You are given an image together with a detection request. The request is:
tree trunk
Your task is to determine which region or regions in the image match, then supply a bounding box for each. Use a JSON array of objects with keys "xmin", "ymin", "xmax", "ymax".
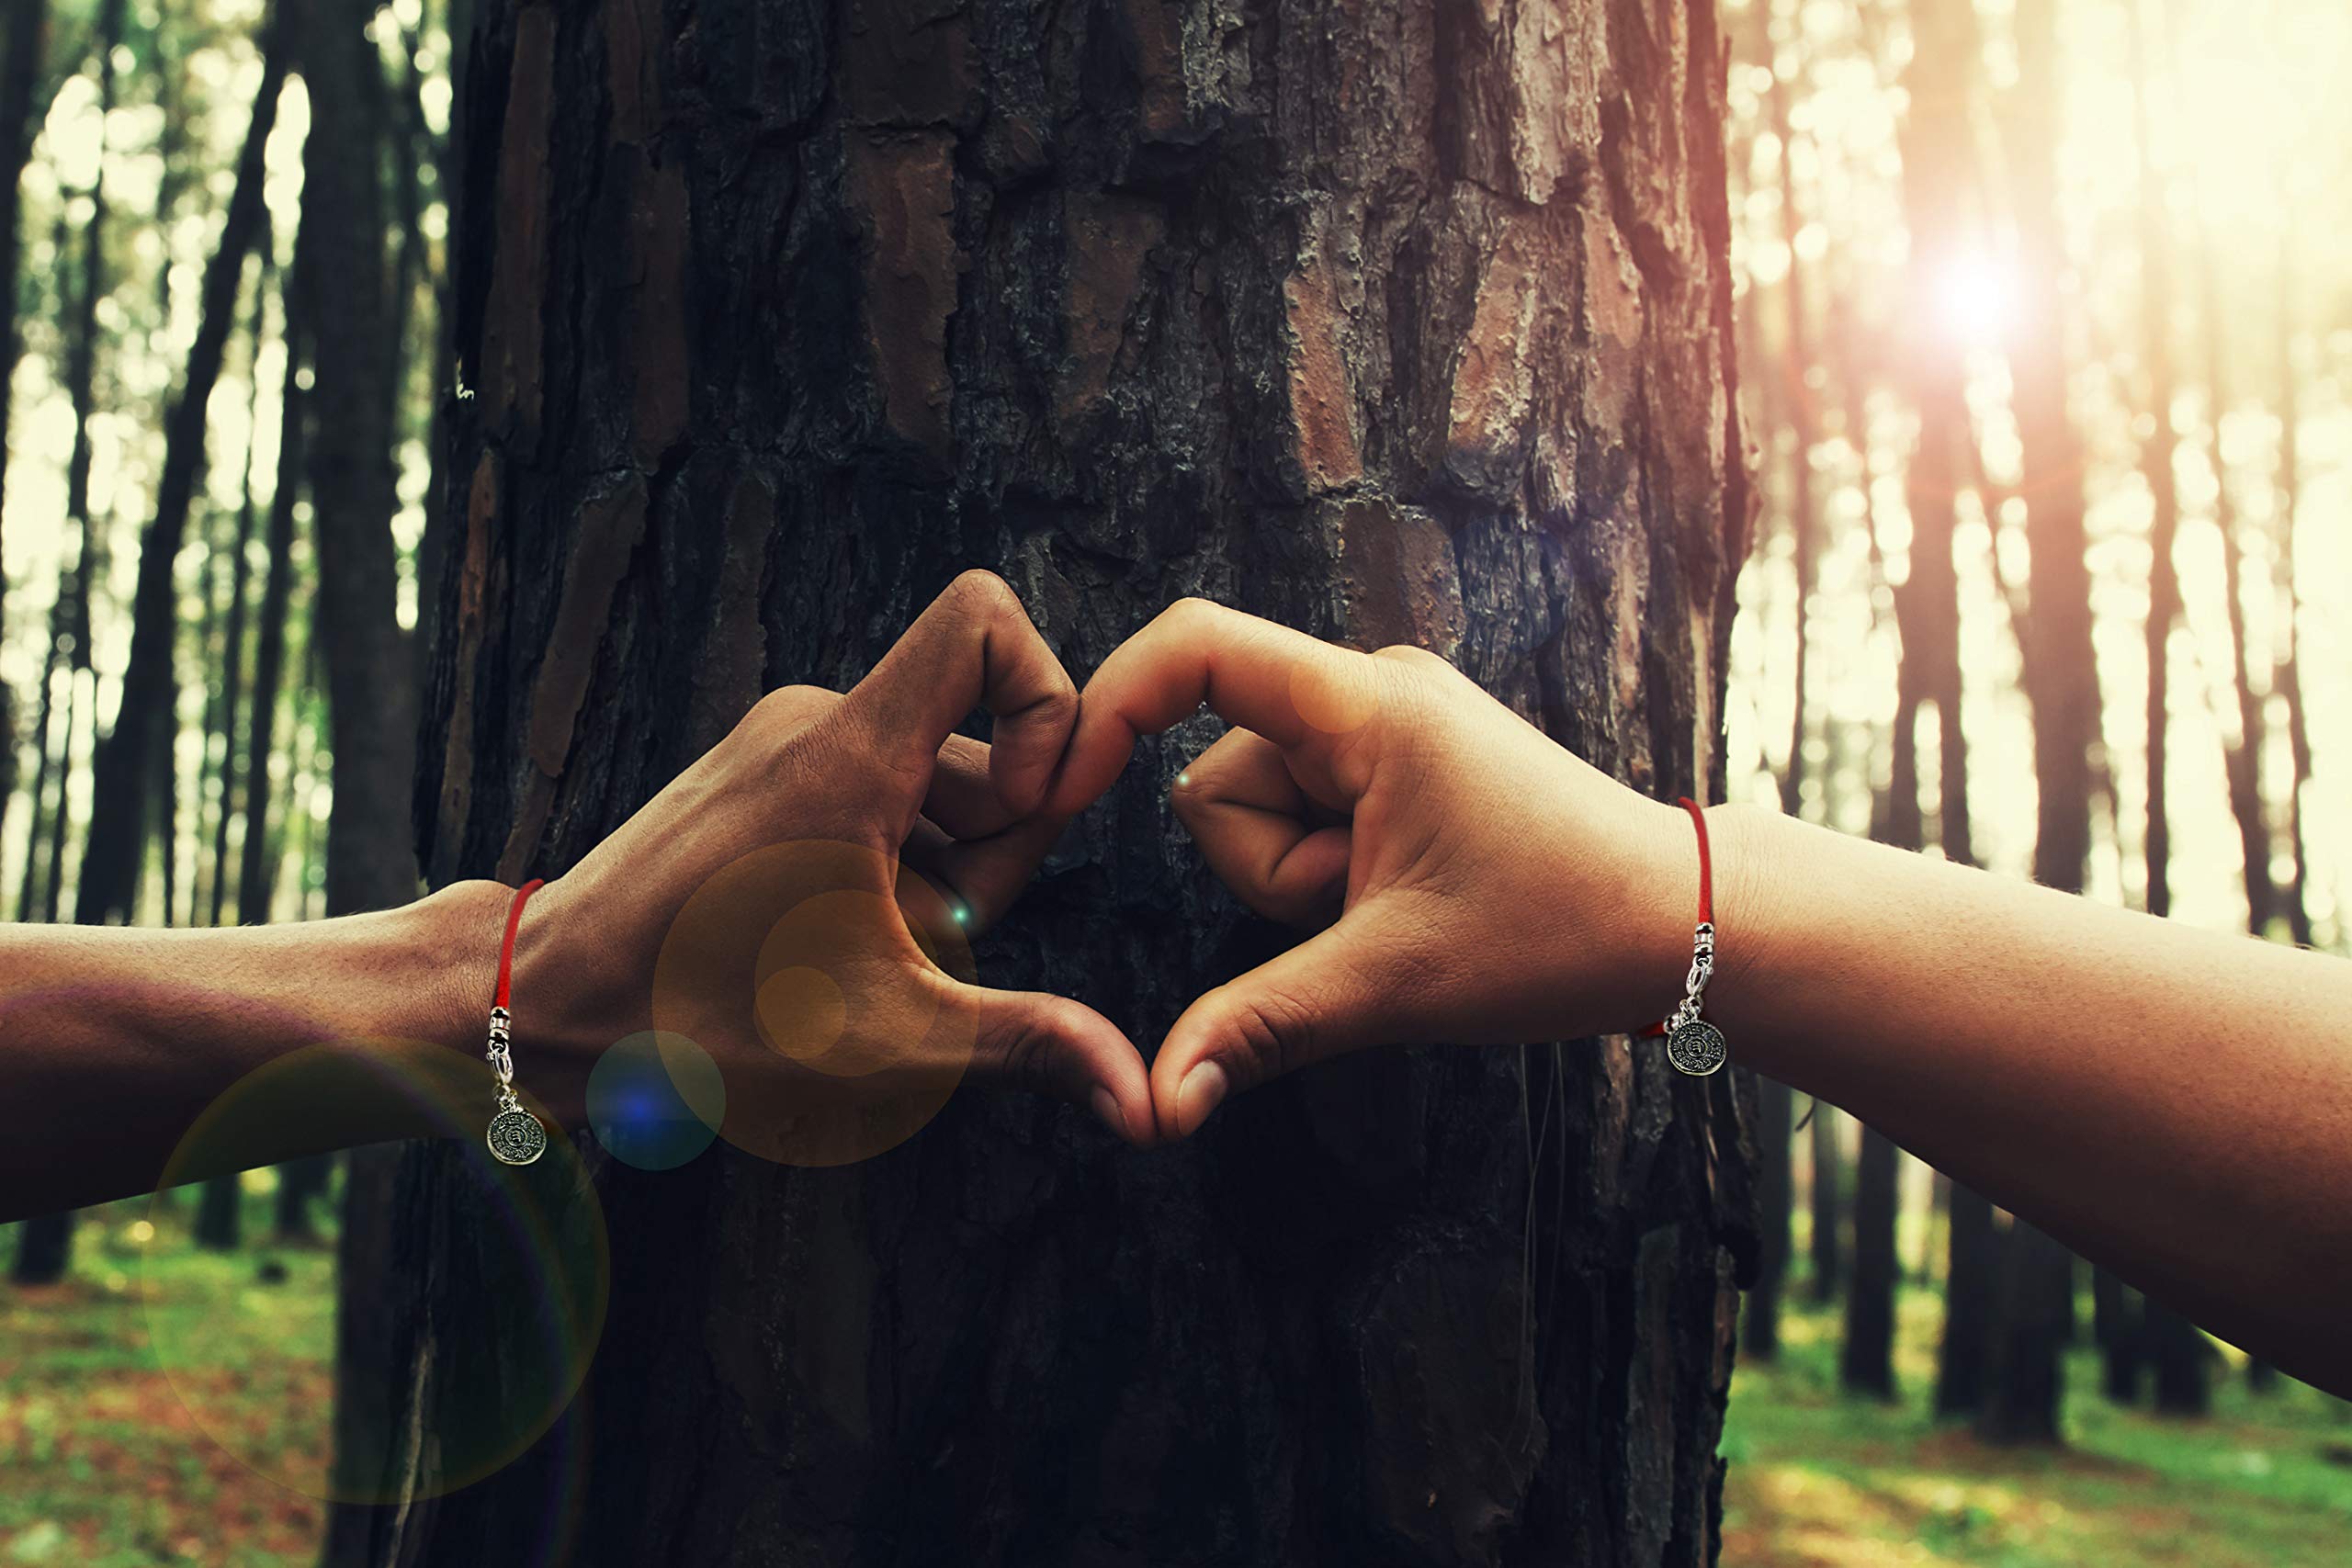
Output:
[
  {"xmin": 1747, "ymin": 1075, "xmax": 1793, "ymax": 1361},
  {"xmin": 7, "ymin": 0, "xmax": 125, "ymax": 1291},
  {"xmin": 2272, "ymin": 214, "xmax": 2314, "ymax": 951},
  {"xmin": 2126, "ymin": 0, "xmax": 2208, "ymax": 1422},
  {"xmin": 1840, "ymin": 1125, "xmax": 1899, "ymax": 1400},
  {"xmin": 194, "ymin": 1175, "xmax": 243, "ymax": 1250},
  {"xmin": 70, "ymin": 5, "xmax": 286, "ymax": 929},
  {"xmin": 207, "ymin": 272, "xmax": 273, "ymax": 925},
  {"xmin": 0, "ymin": 0, "xmax": 47, "ymax": 811},
  {"xmin": 1990, "ymin": 0, "xmax": 2105, "ymax": 1423},
  {"xmin": 239, "ymin": 235, "xmax": 312, "ymax": 927},
  {"xmin": 2092, "ymin": 1269, "xmax": 2143, "ymax": 1403},
  {"xmin": 334, "ymin": 1, "xmax": 1755, "ymax": 1562},
  {"xmin": 1809, "ymin": 1103, "xmax": 1842, "ymax": 1302},
  {"xmin": 1935, "ymin": 1184, "xmax": 1996, "ymax": 1416}
]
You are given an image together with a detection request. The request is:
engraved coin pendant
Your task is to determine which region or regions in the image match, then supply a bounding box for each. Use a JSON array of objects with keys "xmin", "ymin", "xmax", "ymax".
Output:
[
  {"xmin": 1666, "ymin": 1019, "xmax": 1728, "ymax": 1077},
  {"xmin": 487, "ymin": 1107, "xmax": 548, "ymax": 1166}
]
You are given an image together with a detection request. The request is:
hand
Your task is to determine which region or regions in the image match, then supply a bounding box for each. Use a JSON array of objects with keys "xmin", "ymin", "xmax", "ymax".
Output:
[
  {"xmin": 512, "ymin": 571, "xmax": 1154, "ymax": 1160},
  {"xmin": 1047, "ymin": 600, "xmax": 1716, "ymax": 1139}
]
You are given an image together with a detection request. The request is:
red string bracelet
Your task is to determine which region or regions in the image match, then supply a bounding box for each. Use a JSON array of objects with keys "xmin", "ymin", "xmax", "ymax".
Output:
[
  {"xmin": 483, "ymin": 878, "xmax": 549, "ymax": 1166},
  {"xmin": 1642, "ymin": 798, "xmax": 1729, "ymax": 1076}
]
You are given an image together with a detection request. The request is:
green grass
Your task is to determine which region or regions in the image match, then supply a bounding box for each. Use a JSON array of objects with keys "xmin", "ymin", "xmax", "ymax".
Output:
[
  {"xmin": 0, "ymin": 1183, "xmax": 333, "ymax": 1568},
  {"xmin": 1724, "ymin": 1276, "xmax": 2352, "ymax": 1567},
  {"xmin": 9, "ymin": 1190, "xmax": 2350, "ymax": 1565}
]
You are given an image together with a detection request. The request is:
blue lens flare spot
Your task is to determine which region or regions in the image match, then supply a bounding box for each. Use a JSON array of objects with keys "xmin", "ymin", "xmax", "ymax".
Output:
[{"xmin": 586, "ymin": 1032, "xmax": 724, "ymax": 1171}]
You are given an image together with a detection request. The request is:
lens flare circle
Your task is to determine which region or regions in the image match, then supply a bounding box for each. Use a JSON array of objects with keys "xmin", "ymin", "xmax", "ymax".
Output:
[
  {"xmin": 586, "ymin": 1031, "xmax": 724, "ymax": 1170},
  {"xmin": 140, "ymin": 1039, "xmax": 609, "ymax": 1506},
  {"xmin": 650, "ymin": 840, "xmax": 979, "ymax": 1168}
]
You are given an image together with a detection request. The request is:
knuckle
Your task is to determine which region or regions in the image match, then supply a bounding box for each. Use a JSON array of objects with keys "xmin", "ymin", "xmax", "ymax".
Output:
[
  {"xmin": 1220, "ymin": 986, "xmax": 1308, "ymax": 1088},
  {"xmin": 946, "ymin": 568, "xmax": 1022, "ymax": 621}
]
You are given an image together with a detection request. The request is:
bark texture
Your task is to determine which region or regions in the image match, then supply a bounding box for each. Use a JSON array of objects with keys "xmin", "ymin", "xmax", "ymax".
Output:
[{"xmin": 345, "ymin": 2, "xmax": 1753, "ymax": 1562}]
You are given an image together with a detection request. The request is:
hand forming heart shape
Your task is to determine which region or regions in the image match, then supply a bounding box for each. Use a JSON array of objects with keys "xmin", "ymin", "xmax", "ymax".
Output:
[{"xmin": 507, "ymin": 572, "xmax": 1713, "ymax": 1163}]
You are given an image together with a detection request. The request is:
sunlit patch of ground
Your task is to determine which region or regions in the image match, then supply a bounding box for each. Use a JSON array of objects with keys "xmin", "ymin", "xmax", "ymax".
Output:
[
  {"xmin": 0, "ymin": 1194, "xmax": 332, "ymax": 1568},
  {"xmin": 1724, "ymin": 1273, "xmax": 2352, "ymax": 1567}
]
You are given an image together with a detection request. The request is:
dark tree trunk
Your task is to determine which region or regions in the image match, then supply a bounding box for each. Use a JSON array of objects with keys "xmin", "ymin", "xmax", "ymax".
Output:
[
  {"xmin": 334, "ymin": 0, "xmax": 1756, "ymax": 1562},
  {"xmin": 7, "ymin": 0, "xmax": 125, "ymax": 1291},
  {"xmin": 2272, "ymin": 216, "xmax": 2313, "ymax": 950},
  {"xmin": 71, "ymin": 5, "xmax": 286, "ymax": 929},
  {"xmin": 1839, "ymin": 1125, "xmax": 1899, "ymax": 1400},
  {"xmin": 195, "ymin": 1175, "xmax": 243, "ymax": 1250},
  {"xmin": 207, "ymin": 273, "xmax": 272, "ymax": 925},
  {"xmin": 2125, "ymin": 0, "xmax": 2208, "ymax": 1423},
  {"xmin": 1935, "ymin": 1184, "xmax": 1996, "ymax": 1416},
  {"xmin": 2146, "ymin": 1303, "xmax": 2211, "ymax": 1416},
  {"xmin": 2092, "ymin": 1269, "xmax": 2143, "ymax": 1404},
  {"xmin": 8, "ymin": 1208, "xmax": 68, "ymax": 1282},
  {"xmin": 1746, "ymin": 1075, "xmax": 1793, "ymax": 1360},
  {"xmin": 0, "ymin": 0, "xmax": 46, "ymax": 807},
  {"xmin": 238, "ymin": 237, "xmax": 311, "ymax": 927},
  {"xmin": 1808, "ymin": 1103, "xmax": 1842, "ymax": 1302},
  {"xmin": 1985, "ymin": 0, "xmax": 2103, "ymax": 1425},
  {"xmin": 275, "ymin": 1155, "xmax": 334, "ymax": 1242}
]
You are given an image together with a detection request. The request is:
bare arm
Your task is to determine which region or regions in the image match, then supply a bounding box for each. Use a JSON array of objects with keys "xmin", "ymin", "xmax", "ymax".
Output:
[
  {"xmin": 1055, "ymin": 599, "xmax": 2352, "ymax": 1395},
  {"xmin": 1712, "ymin": 806, "xmax": 2351, "ymax": 1395},
  {"xmin": 0, "ymin": 573, "xmax": 1156, "ymax": 1223}
]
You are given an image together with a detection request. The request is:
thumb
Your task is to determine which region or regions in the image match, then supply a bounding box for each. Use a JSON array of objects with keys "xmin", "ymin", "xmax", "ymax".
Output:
[
  {"xmin": 968, "ymin": 984, "xmax": 1157, "ymax": 1145},
  {"xmin": 1149, "ymin": 914, "xmax": 1407, "ymax": 1140}
]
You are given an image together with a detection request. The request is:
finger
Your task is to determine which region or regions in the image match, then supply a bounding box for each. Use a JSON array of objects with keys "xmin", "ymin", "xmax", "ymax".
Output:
[
  {"xmin": 1172, "ymin": 729, "xmax": 1351, "ymax": 925},
  {"xmin": 922, "ymin": 733, "xmax": 1010, "ymax": 840},
  {"xmin": 1148, "ymin": 910, "xmax": 1420, "ymax": 1140},
  {"xmin": 968, "ymin": 984, "xmax": 1157, "ymax": 1145},
  {"xmin": 842, "ymin": 570, "xmax": 1079, "ymax": 817},
  {"xmin": 925, "ymin": 811, "xmax": 1069, "ymax": 931},
  {"xmin": 1046, "ymin": 599, "xmax": 1390, "ymax": 819}
]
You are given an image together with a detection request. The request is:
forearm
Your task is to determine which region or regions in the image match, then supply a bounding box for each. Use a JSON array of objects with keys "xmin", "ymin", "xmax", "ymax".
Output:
[
  {"xmin": 1702, "ymin": 804, "xmax": 2352, "ymax": 1393},
  {"xmin": 0, "ymin": 881, "xmax": 530, "ymax": 1220}
]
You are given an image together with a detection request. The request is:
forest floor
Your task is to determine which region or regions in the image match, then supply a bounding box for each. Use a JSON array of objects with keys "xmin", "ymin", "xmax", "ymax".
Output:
[
  {"xmin": 0, "ymin": 1189, "xmax": 331, "ymax": 1568},
  {"xmin": 1723, "ymin": 1278, "xmax": 2352, "ymax": 1567},
  {"xmin": 6, "ymin": 1193, "xmax": 2352, "ymax": 1566}
]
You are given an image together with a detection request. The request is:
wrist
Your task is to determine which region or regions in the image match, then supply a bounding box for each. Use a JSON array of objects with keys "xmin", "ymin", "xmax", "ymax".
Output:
[{"xmin": 1698, "ymin": 802, "xmax": 1786, "ymax": 1042}]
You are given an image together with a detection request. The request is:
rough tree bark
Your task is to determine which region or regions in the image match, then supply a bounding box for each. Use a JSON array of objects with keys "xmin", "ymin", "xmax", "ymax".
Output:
[{"xmin": 334, "ymin": 1, "xmax": 1758, "ymax": 1563}]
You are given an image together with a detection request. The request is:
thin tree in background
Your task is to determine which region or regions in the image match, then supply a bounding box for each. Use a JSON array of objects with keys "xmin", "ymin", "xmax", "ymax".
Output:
[
  {"xmin": 1810, "ymin": 1106, "xmax": 1843, "ymax": 1303},
  {"xmin": 69, "ymin": 2, "xmax": 286, "ymax": 931},
  {"xmin": 0, "ymin": 0, "xmax": 49, "ymax": 814},
  {"xmin": 1850, "ymin": 0, "xmax": 1987, "ymax": 1408},
  {"xmin": 2127, "ymin": 0, "xmax": 2210, "ymax": 1418},
  {"xmin": 2272, "ymin": 207, "xmax": 2314, "ymax": 953},
  {"xmin": 202, "ymin": 264, "xmax": 272, "ymax": 926},
  {"xmin": 11, "ymin": 0, "xmax": 128, "ymax": 1289},
  {"xmin": 1982, "ymin": 0, "xmax": 2107, "ymax": 1421}
]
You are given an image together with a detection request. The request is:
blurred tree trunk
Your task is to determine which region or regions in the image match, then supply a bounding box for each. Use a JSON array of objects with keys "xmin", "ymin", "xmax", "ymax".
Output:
[
  {"xmin": 9, "ymin": 0, "xmax": 127, "ymax": 1291},
  {"xmin": 333, "ymin": 1, "xmax": 1758, "ymax": 1562},
  {"xmin": 1982, "ymin": 0, "xmax": 2102, "ymax": 1425},
  {"xmin": 1866, "ymin": 0, "xmax": 1989, "ymax": 1416},
  {"xmin": 2272, "ymin": 214, "xmax": 2313, "ymax": 951},
  {"xmin": 294, "ymin": 5, "xmax": 428, "ymax": 1555},
  {"xmin": 1741, "ymin": 10, "xmax": 1801, "ymax": 1366},
  {"xmin": 1809, "ymin": 1103, "xmax": 1842, "ymax": 1302},
  {"xmin": 239, "ymin": 241, "xmax": 311, "ymax": 928},
  {"xmin": 194, "ymin": 1175, "xmax": 243, "ymax": 1250},
  {"xmin": 206, "ymin": 271, "xmax": 272, "ymax": 925},
  {"xmin": 73, "ymin": 6, "xmax": 287, "ymax": 929},
  {"xmin": 0, "ymin": 0, "xmax": 47, "ymax": 807},
  {"xmin": 2125, "ymin": 0, "xmax": 2208, "ymax": 1421}
]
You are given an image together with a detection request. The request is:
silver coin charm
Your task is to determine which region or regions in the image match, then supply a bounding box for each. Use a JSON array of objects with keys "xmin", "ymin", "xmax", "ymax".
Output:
[
  {"xmin": 487, "ymin": 1106, "xmax": 548, "ymax": 1166},
  {"xmin": 1666, "ymin": 1019, "xmax": 1728, "ymax": 1077}
]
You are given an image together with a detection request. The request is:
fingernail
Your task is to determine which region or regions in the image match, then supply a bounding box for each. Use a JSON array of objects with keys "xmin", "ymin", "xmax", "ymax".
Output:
[
  {"xmin": 1090, "ymin": 1087, "xmax": 1127, "ymax": 1140},
  {"xmin": 1176, "ymin": 1061, "xmax": 1228, "ymax": 1136}
]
